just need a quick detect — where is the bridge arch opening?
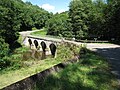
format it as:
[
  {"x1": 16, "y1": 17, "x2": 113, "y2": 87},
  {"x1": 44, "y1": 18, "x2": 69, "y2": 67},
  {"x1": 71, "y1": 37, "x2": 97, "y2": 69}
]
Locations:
[
  {"x1": 28, "y1": 38, "x2": 32, "y2": 46},
  {"x1": 34, "y1": 40, "x2": 39, "y2": 49},
  {"x1": 41, "y1": 41, "x2": 47, "y2": 52},
  {"x1": 49, "y1": 43, "x2": 56, "y2": 57}
]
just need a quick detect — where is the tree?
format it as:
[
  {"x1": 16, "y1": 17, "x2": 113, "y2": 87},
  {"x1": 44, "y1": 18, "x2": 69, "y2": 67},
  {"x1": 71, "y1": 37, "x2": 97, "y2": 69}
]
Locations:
[
  {"x1": 104, "y1": 0, "x2": 120, "y2": 41},
  {"x1": 20, "y1": 3, "x2": 52, "y2": 30},
  {"x1": 69, "y1": 0, "x2": 93, "y2": 39},
  {"x1": 20, "y1": 5, "x2": 34, "y2": 31},
  {"x1": 0, "y1": 0, "x2": 51, "y2": 49},
  {"x1": 46, "y1": 12, "x2": 73, "y2": 38},
  {"x1": 88, "y1": 0, "x2": 106, "y2": 39},
  {"x1": 0, "y1": 0, "x2": 52, "y2": 69},
  {"x1": 0, "y1": 1, "x2": 20, "y2": 49}
]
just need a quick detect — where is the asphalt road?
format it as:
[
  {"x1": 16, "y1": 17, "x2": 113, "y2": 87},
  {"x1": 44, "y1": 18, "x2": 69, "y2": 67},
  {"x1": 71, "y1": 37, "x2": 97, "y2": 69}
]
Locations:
[
  {"x1": 19, "y1": 30, "x2": 40, "y2": 37},
  {"x1": 87, "y1": 43, "x2": 120, "y2": 84}
]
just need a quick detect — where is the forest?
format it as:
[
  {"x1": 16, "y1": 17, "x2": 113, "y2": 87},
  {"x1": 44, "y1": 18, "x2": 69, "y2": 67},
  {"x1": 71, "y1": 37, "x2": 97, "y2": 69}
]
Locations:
[{"x1": 0, "y1": 0, "x2": 120, "y2": 70}]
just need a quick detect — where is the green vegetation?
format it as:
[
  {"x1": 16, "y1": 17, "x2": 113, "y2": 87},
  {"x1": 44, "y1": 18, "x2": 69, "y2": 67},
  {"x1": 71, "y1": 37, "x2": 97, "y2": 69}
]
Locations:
[
  {"x1": 0, "y1": 47, "x2": 29, "y2": 72},
  {"x1": 0, "y1": 0, "x2": 51, "y2": 49},
  {"x1": 0, "y1": 0, "x2": 120, "y2": 89},
  {"x1": 69, "y1": 0, "x2": 92, "y2": 39},
  {"x1": 0, "y1": 43, "x2": 80, "y2": 89},
  {"x1": 1, "y1": 0, "x2": 120, "y2": 69},
  {"x1": 31, "y1": 29, "x2": 47, "y2": 36},
  {"x1": 104, "y1": 0, "x2": 120, "y2": 42},
  {"x1": 34, "y1": 50, "x2": 119, "y2": 90},
  {"x1": 45, "y1": 0, "x2": 120, "y2": 43},
  {"x1": 31, "y1": 29, "x2": 63, "y2": 39},
  {"x1": 46, "y1": 12, "x2": 73, "y2": 38},
  {"x1": 0, "y1": 0, "x2": 52, "y2": 69},
  {"x1": 0, "y1": 38, "x2": 10, "y2": 70}
]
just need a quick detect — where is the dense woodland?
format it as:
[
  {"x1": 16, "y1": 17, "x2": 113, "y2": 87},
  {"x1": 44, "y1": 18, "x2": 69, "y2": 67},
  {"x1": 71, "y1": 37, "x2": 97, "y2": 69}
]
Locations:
[
  {"x1": 46, "y1": 0, "x2": 120, "y2": 41},
  {"x1": 0, "y1": 0, "x2": 52, "y2": 69},
  {"x1": 0, "y1": 0, "x2": 120, "y2": 69}
]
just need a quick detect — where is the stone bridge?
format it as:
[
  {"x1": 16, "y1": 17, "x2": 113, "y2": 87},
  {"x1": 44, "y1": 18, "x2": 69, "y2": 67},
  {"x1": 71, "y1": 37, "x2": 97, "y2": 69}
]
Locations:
[
  {"x1": 22, "y1": 35, "x2": 82, "y2": 57},
  {"x1": 23, "y1": 35, "x2": 61, "y2": 57}
]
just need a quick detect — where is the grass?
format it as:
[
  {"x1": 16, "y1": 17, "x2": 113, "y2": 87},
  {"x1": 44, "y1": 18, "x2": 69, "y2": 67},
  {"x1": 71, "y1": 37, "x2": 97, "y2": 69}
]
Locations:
[
  {"x1": 0, "y1": 40, "x2": 119, "y2": 90},
  {"x1": 34, "y1": 50, "x2": 119, "y2": 90},
  {"x1": 0, "y1": 43, "x2": 80, "y2": 89},
  {"x1": 31, "y1": 29, "x2": 63, "y2": 39},
  {"x1": 32, "y1": 27, "x2": 37, "y2": 30},
  {"x1": 31, "y1": 28, "x2": 47, "y2": 36},
  {"x1": 18, "y1": 35, "x2": 23, "y2": 44}
]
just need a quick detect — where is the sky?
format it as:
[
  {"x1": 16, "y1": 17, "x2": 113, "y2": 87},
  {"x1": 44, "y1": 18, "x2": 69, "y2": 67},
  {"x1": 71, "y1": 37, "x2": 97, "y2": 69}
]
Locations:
[{"x1": 22, "y1": 0, "x2": 71, "y2": 14}]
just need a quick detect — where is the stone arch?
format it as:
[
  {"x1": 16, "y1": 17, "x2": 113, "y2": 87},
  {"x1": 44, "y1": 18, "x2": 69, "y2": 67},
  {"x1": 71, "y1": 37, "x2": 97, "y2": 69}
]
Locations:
[
  {"x1": 49, "y1": 43, "x2": 56, "y2": 57},
  {"x1": 28, "y1": 38, "x2": 33, "y2": 48},
  {"x1": 41, "y1": 41, "x2": 46, "y2": 52},
  {"x1": 34, "y1": 40, "x2": 39, "y2": 49},
  {"x1": 28, "y1": 38, "x2": 32, "y2": 46}
]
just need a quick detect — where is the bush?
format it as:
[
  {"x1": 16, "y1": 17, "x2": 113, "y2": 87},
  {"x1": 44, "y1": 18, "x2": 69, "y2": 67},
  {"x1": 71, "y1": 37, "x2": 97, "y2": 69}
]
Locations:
[{"x1": 0, "y1": 37, "x2": 10, "y2": 70}]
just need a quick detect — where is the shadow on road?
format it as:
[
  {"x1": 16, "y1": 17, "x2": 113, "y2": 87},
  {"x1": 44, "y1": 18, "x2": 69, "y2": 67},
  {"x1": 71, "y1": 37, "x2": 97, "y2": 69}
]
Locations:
[{"x1": 94, "y1": 47, "x2": 120, "y2": 80}]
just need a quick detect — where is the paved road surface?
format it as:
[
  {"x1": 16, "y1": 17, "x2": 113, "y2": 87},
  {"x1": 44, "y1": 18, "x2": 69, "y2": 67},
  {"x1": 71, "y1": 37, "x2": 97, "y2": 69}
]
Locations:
[
  {"x1": 19, "y1": 30, "x2": 39, "y2": 37},
  {"x1": 87, "y1": 43, "x2": 120, "y2": 84}
]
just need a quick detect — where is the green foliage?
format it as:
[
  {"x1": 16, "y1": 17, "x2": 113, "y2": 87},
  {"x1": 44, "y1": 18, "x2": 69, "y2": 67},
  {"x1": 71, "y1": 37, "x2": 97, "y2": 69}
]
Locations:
[
  {"x1": 0, "y1": 0, "x2": 51, "y2": 48},
  {"x1": 35, "y1": 50, "x2": 119, "y2": 90},
  {"x1": 0, "y1": 43, "x2": 79, "y2": 72},
  {"x1": 69, "y1": 0, "x2": 93, "y2": 39},
  {"x1": 31, "y1": 29, "x2": 47, "y2": 36},
  {"x1": 88, "y1": 0, "x2": 106, "y2": 39},
  {"x1": 19, "y1": 4, "x2": 52, "y2": 31},
  {"x1": 46, "y1": 12, "x2": 73, "y2": 38},
  {"x1": 104, "y1": 0, "x2": 120, "y2": 41},
  {"x1": 0, "y1": 0, "x2": 52, "y2": 69},
  {"x1": 88, "y1": 0, "x2": 120, "y2": 42},
  {"x1": 68, "y1": 0, "x2": 120, "y2": 41},
  {"x1": 45, "y1": 0, "x2": 120, "y2": 42},
  {"x1": 0, "y1": 43, "x2": 80, "y2": 89},
  {"x1": 0, "y1": 38, "x2": 10, "y2": 70},
  {"x1": 0, "y1": 1, "x2": 20, "y2": 49}
]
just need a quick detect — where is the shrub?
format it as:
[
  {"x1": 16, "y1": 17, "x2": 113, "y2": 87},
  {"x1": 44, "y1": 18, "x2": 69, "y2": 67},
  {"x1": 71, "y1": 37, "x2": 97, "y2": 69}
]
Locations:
[{"x1": 0, "y1": 37, "x2": 10, "y2": 70}]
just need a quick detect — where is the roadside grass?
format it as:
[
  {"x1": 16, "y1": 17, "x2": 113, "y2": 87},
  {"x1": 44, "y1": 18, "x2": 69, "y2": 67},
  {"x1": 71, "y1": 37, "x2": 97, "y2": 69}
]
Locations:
[
  {"x1": 31, "y1": 29, "x2": 63, "y2": 39},
  {"x1": 18, "y1": 35, "x2": 23, "y2": 44},
  {"x1": 0, "y1": 43, "x2": 80, "y2": 89},
  {"x1": 31, "y1": 28, "x2": 47, "y2": 36},
  {"x1": 34, "y1": 50, "x2": 119, "y2": 90},
  {"x1": 32, "y1": 27, "x2": 37, "y2": 30},
  {"x1": 0, "y1": 46, "x2": 30, "y2": 73}
]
